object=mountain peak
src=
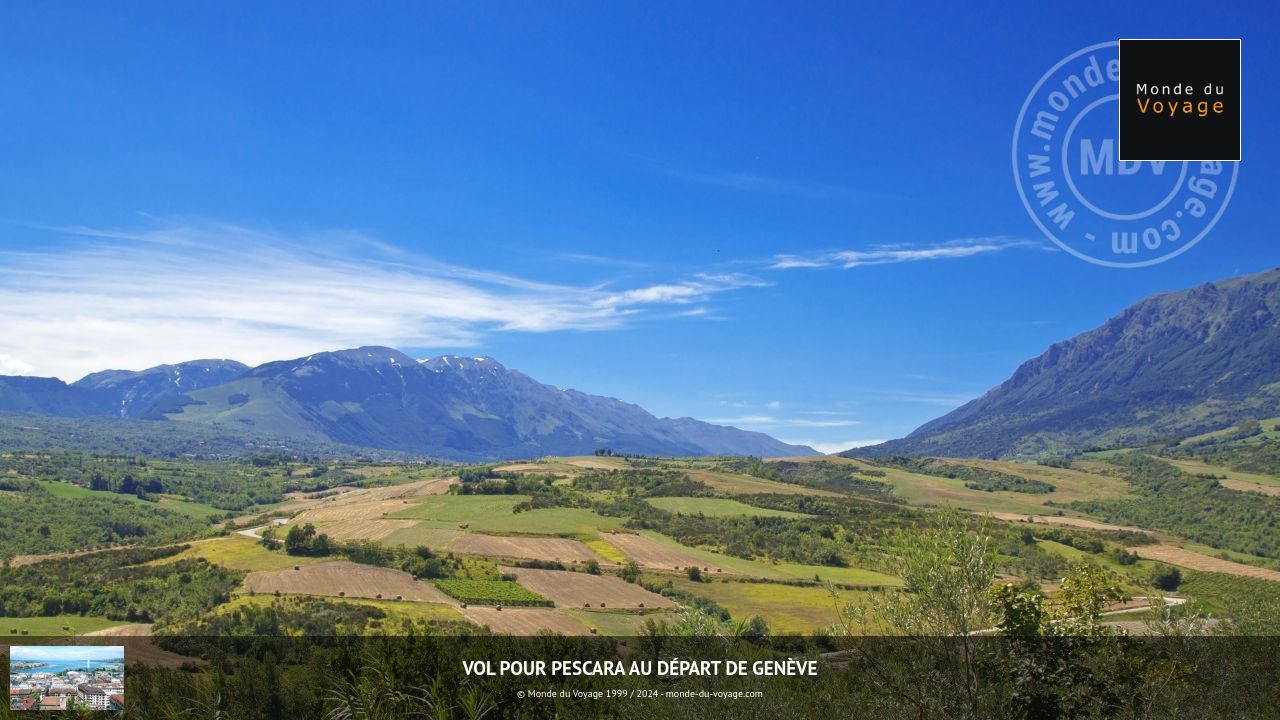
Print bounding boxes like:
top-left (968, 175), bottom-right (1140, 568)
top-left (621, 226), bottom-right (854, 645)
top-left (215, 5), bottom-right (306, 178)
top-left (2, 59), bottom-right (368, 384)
top-left (419, 355), bottom-right (506, 373)
top-left (852, 267), bottom-right (1280, 458)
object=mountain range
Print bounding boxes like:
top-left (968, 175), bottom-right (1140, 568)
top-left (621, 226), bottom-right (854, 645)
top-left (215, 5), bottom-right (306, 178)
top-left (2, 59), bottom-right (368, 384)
top-left (852, 268), bottom-right (1280, 458)
top-left (0, 348), bottom-right (813, 460)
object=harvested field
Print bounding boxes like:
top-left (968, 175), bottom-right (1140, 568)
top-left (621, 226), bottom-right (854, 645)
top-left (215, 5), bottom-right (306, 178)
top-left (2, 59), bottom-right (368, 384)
top-left (283, 486), bottom-right (360, 500)
top-left (1128, 545), bottom-right (1280, 582)
top-left (359, 478), bottom-right (457, 500)
top-left (603, 532), bottom-right (726, 573)
top-left (494, 463), bottom-right (546, 473)
top-left (281, 479), bottom-right (458, 525)
top-left (986, 512), bottom-right (1149, 534)
top-left (243, 560), bottom-right (456, 602)
top-left (9, 549), bottom-right (92, 568)
top-left (1220, 480), bottom-right (1280, 497)
top-left (565, 458), bottom-right (624, 470)
top-left (459, 607), bottom-right (592, 635)
top-left (504, 567), bottom-right (676, 610)
top-left (312, 518), bottom-right (417, 542)
top-left (382, 525), bottom-right (462, 549)
top-left (688, 470), bottom-right (838, 497)
top-left (86, 623), bottom-right (153, 637)
top-left (290, 499), bottom-right (410, 524)
top-left (452, 534), bottom-right (603, 563)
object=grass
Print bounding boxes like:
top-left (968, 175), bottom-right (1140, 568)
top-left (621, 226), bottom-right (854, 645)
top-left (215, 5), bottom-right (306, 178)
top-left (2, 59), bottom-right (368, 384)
top-left (1178, 416), bottom-right (1280, 446)
top-left (629, 530), bottom-right (900, 586)
top-left (1162, 457), bottom-right (1280, 491)
top-left (686, 469), bottom-right (839, 497)
top-left (36, 480), bottom-right (224, 520)
top-left (1035, 540), bottom-right (1156, 588)
top-left (645, 496), bottom-right (810, 518)
top-left (153, 494), bottom-right (230, 520)
top-left (841, 459), bottom-right (1132, 517)
top-left (380, 526), bottom-right (462, 550)
top-left (387, 494), bottom-right (624, 536)
top-left (1180, 571), bottom-right (1280, 614)
top-left (565, 609), bottom-right (677, 636)
top-left (0, 615), bottom-right (126, 636)
top-left (216, 594), bottom-right (470, 627)
top-left (584, 537), bottom-right (627, 563)
top-left (155, 535), bottom-right (328, 572)
top-left (1178, 541), bottom-right (1278, 570)
top-left (433, 579), bottom-right (554, 607)
top-left (669, 578), bottom-right (867, 634)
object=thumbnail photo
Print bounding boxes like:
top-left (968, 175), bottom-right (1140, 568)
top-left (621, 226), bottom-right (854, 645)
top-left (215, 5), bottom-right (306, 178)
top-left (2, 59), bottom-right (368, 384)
top-left (8, 646), bottom-right (124, 712)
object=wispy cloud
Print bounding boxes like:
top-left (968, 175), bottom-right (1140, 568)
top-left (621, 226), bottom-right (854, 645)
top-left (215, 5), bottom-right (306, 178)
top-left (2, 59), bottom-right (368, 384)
top-left (872, 391), bottom-right (977, 408)
top-left (0, 222), bottom-right (764, 381)
top-left (770, 237), bottom-right (1042, 270)
top-left (554, 252), bottom-right (651, 270)
top-left (595, 274), bottom-right (765, 308)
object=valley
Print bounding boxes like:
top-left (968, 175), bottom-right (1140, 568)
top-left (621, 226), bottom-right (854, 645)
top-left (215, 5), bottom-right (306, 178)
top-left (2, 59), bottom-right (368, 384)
top-left (3, 440), bottom-right (1276, 641)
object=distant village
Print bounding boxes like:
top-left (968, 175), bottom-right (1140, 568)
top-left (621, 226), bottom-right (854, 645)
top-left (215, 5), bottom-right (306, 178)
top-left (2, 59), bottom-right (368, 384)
top-left (9, 661), bottom-right (124, 712)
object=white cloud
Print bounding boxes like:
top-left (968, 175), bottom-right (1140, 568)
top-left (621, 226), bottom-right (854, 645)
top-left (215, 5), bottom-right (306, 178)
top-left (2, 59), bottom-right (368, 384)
top-left (0, 354), bottom-right (33, 374)
top-left (0, 222), bottom-right (764, 381)
top-left (706, 415), bottom-right (777, 426)
top-left (786, 419), bottom-right (860, 428)
top-left (596, 274), bottom-right (767, 308)
top-left (703, 415), bottom-right (858, 429)
top-left (766, 400), bottom-right (782, 409)
top-left (780, 438), bottom-right (887, 455)
top-left (769, 237), bottom-right (1041, 270)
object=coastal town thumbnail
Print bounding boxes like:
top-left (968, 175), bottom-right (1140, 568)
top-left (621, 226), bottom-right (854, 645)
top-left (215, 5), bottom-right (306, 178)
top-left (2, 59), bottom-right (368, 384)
top-left (8, 646), bottom-right (124, 712)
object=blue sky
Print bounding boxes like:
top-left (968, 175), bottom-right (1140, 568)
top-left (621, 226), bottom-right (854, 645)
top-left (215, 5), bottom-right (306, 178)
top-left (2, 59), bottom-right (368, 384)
top-left (0, 3), bottom-right (1276, 452)
top-left (11, 646), bottom-right (123, 663)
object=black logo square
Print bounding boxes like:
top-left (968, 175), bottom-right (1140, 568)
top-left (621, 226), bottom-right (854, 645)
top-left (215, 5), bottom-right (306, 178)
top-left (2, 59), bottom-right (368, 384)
top-left (1119, 39), bottom-right (1240, 161)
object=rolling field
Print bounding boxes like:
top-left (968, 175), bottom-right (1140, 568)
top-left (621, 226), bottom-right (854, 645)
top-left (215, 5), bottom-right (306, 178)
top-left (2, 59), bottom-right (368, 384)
top-left (583, 537), bottom-right (627, 563)
top-left (646, 496), bottom-right (810, 518)
top-left (307, 518), bottom-right (417, 542)
top-left (670, 579), bottom-right (867, 634)
top-left (0, 615), bottom-right (127, 636)
top-left (36, 480), bottom-right (225, 520)
top-left (985, 512), bottom-right (1149, 534)
top-left (1178, 416), bottom-right (1280, 445)
top-left (291, 499), bottom-right (420, 524)
top-left (218, 594), bottom-right (470, 628)
top-left (243, 560), bottom-right (456, 602)
top-left (1162, 457), bottom-right (1280, 496)
top-left (386, 494), bottom-right (625, 536)
top-left (504, 567), bottom-right (676, 609)
top-left (459, 606), bottom-right (592, 635)
top-left (281, 478), bottom-right (458, 526)
top-left (566, 609), bottom-right (678, 636)
top-left (605, 531), bottom-right (900, 586)
top-left (603, 532), bottom-right (728, 573)
top-left (1128, 545), bottom-right (1280, 582)
top-left (1180, 571), bottom-right (1280, 612)
top-left (433, 579), bottom-right (553, 606)
top-left (451, 533), bottom-right (603, 563)
top-left (381, 525), bottom-right (462, 549)
top-left (840, 460), bottom-right (1133, 516)
top-left (687, 469), bottom-right (838, 496)
top-left (157, 535), bottom-right (329, 572)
